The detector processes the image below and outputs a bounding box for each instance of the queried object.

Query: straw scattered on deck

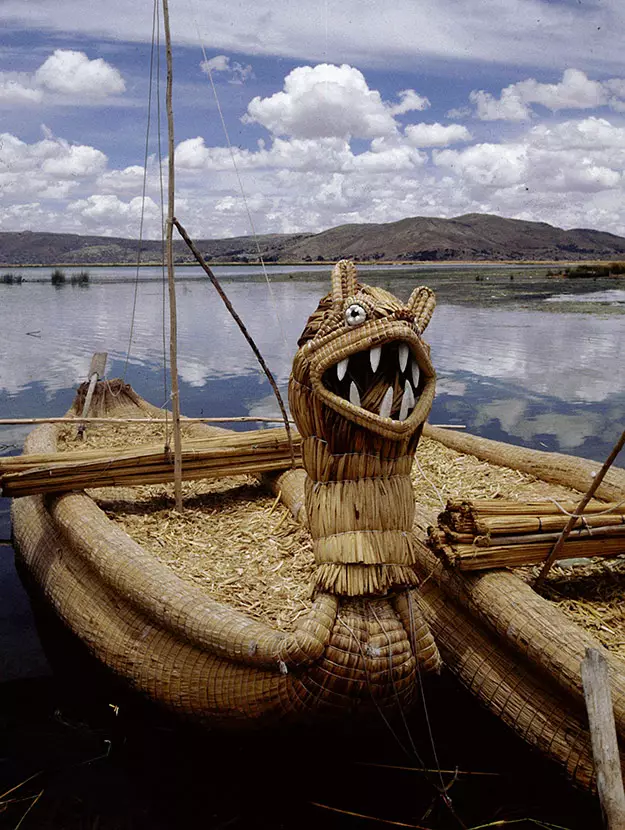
[57,424,624,648]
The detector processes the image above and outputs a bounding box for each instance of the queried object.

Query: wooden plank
[581,649,625,829]
[88,352,108,378]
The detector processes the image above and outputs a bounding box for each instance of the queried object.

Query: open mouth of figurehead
[321,339,426,423]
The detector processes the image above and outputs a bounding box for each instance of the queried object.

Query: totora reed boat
[6,261,625,791]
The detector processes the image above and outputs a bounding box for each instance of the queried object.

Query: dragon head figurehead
[289,261,437,598]
[290,259,436,447]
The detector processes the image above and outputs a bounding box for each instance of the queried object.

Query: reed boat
[6,262,625,791]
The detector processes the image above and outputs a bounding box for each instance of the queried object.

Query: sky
[2,0,625,240]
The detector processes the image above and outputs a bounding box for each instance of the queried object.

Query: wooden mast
[162,0,183,510]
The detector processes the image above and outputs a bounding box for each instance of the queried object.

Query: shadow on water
[0,562,602,830]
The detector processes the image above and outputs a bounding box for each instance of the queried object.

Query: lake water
[0,263,622,827]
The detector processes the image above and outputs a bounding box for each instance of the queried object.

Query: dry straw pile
[57,424,624,650]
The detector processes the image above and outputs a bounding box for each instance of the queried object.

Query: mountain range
[3,213,625,266]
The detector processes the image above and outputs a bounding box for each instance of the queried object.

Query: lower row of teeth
[349,379,416,421]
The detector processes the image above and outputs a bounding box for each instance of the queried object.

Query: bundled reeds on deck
[0,428,301,497]
[429,498,625,570]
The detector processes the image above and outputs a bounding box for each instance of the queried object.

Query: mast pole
[162,0,183,510]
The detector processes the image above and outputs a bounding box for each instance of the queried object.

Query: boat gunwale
[11,391,337,674]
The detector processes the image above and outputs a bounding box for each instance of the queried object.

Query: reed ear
[331,260,358,306]
[407,285,436,333]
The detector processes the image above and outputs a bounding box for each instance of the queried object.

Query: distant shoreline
[1,258,620,269]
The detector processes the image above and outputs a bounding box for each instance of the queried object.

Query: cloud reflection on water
[1,276,623,461]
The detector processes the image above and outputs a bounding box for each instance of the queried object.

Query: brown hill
[0,230,308,266]
[2,214,625,265]
[286,214,625,261]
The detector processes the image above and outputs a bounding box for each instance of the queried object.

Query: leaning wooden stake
[581,649,625,829]
[173,217,296,468]
[536,427,625,587]
[162,0,183,511]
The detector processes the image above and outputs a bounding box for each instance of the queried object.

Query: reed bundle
[430,498,625,571]
[1,428,302,497]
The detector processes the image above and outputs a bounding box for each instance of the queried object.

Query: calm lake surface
[0,263,623,828]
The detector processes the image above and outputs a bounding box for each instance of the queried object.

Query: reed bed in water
[55,424,624,647]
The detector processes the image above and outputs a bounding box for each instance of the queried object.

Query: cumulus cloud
[434,143,529,189]
[0,75,43,104]
[0,49,125,107]
[0,129,109,224]
[471,69,624,121]
[6,58,625,242]
[35,49,125,97]
[388,89,430,116]
[470,87,531,122]
[404,122,472,147]
[244,64,400,139]
[201,54,254,84]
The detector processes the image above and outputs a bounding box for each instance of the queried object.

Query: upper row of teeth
[336,343,419,386]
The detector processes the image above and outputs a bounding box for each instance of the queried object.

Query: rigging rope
[123,0,160,382]
[189,8,290,350]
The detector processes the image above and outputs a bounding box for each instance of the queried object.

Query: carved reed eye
[345,303,367,327]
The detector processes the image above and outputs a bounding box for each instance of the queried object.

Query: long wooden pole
[581,649,625,829]
[162,0,183,511]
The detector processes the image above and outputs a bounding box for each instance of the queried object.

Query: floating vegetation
[71,270,90,285]
[1,272,22,284]
[50,268,66,285]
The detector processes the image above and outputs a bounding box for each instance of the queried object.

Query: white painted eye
[345,303,367,327]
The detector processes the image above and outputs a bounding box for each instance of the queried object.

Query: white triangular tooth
[369,346,381,373]
[379,386,394,419]
[398,385,411,421]
[411,360,420,389]
[337,357,349,381]
[405,380,415,410]
[398,343,409,373]
[349,381,361,407]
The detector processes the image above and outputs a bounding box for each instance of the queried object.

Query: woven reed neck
[301,418,422,596]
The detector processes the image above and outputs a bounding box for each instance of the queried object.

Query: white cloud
[66,194,160,234]
[34,49,125,97]
[471,69,624,121]
[0,75,43,104]
[404,122,472,147]
[41,144,107,178]
[0,49,125,107]
[201,55,254,84]
[388,89,430,116]
[470,87,531,122]
[96,165,147,194]
[516,69,608,111]
[244,64,399,139]
[0,131,107,206]
[434,143,529,189]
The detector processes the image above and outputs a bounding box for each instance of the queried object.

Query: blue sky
[2,0,625,240]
